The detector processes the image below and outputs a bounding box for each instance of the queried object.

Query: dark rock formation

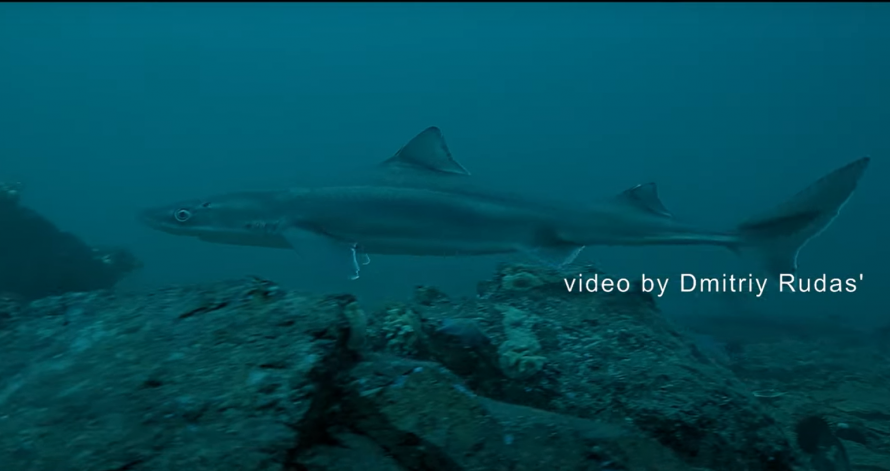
[0,277,358,470]
[730,339,890,470]
[376,264,802,470]
[4,263,855,470]
[0,182,141,301]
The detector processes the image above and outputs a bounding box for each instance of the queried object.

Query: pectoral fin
[522,244,585,268]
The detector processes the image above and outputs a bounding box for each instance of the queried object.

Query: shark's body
[140,127,870,280]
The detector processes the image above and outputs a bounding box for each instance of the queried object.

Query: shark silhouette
[140,127,870,280]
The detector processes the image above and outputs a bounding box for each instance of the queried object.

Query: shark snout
[138,207,172,232]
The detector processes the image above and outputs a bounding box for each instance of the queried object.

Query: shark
[139,127,870,280]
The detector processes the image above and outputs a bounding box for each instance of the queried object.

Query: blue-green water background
[1,3,887,327]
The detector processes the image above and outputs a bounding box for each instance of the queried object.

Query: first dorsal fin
[380,127,471,176]
[614,183,672,218]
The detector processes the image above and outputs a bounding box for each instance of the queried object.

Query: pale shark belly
[356,237,519,257]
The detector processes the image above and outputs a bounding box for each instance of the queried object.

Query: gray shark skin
[139,127,870,280]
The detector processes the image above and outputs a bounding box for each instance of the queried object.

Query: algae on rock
[379,302,425,356]
[496,304,547,380]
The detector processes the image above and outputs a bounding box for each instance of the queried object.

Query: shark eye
[173,209,192,222]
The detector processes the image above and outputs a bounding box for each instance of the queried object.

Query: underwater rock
[0,187,141,302]
[341,356,691,471]
[295,431,404,471]
[495,304,547,380]
[377,302,426,356]
[0,278,359,471]
[343,299,369,352]
[0,293,21,328]
[795,415,852,471]
[4,262,856,470]
[413,285,450,306]
[499,267,544,291]
[435,317,491,348]
[411,263,804,470]
[735,338,890,470]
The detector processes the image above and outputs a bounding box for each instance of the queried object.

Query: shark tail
[731,157,870,277]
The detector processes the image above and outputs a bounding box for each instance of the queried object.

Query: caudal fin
[733,157,870,277]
